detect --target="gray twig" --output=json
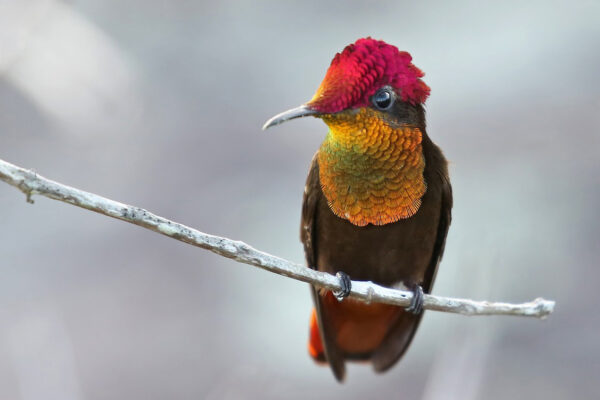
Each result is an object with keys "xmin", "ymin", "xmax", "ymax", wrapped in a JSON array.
[{"xmin": 0, "ymin": 158, "xmax": 555, "ymax": 318}]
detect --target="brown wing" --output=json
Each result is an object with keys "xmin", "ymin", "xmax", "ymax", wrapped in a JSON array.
[
  {"xmin": 371, "ymin": 148, "xmax": 453, "ymax": 372},
  {"xmin": 300, "ymin": 153, "xmax": 347, "ymax": 381}
]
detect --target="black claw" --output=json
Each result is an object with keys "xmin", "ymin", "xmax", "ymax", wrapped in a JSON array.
[
  {"xmin": 333, "ymin": 272, "xmax": 352, "ymax": 301},
  {"xmin": 406, "ymin": 283, "xmax": 424, "ymax": 314}
]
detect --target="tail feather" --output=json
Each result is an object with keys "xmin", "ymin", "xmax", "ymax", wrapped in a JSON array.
[
  {"xmin": 308, "ymin": 308, "xmax": 326, "ymax": 362},
  {"xmin": 308, "ymin": 291, "xmax": 423, "ymax": 377},
  {"xmin": 371, "ymin": 311, "xmax": 423, "ymax": 372},
  {"xmin": 310, "ymin": 289, "xmax": 347, "ymax": 381}
]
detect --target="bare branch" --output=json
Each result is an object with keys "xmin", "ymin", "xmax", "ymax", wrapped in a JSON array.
[{"xmin": 0, "ymin": 158, "xmax": 555, "ymax": 318}]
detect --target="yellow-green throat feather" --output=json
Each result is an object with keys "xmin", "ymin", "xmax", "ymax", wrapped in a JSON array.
[{"xmin": 318, "ymin": 108, "xmax": 426, "ymax": 226}]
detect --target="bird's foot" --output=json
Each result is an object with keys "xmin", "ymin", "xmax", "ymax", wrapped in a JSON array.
[
  {"xmin": 405, "ymin": 283, "xmax": 424, "ymax": 314},
  {"xmin": 333, "ymin": 272, "xmax": 352, "ymax": 301}
]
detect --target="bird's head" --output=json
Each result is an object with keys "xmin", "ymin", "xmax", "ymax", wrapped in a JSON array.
[
  {"xmin": 263, "ymin": 38, "xmax": 431, "ymax": 226},
  {"xmin": 263, "ymin": 37, "xmax": 430, "ymax": 132}
]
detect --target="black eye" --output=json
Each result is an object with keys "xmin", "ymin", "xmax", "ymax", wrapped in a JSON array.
[{"xmin": 372, "ymin": 88, "xmax": 394, "ymax": 110}]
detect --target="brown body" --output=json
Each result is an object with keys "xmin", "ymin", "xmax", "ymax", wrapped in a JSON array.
[{"xmin": 301, "ymin": 112, "xmax": 452, "ymax": 380}]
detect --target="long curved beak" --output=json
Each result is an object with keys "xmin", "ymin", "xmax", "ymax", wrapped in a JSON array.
[{"xmin": 262, "ymin": 105, "xmax": 319, "ymax": 130}]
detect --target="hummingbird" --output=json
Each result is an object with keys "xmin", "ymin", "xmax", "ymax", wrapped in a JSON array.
[{"xmin": 263, "ymin": 37, "xmax": 452, "ymax": 381}]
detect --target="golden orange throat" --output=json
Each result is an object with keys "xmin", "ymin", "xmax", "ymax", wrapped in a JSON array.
[{"xmin": 318, "ymin": 108, "xmax": 426, "ymax": 226}]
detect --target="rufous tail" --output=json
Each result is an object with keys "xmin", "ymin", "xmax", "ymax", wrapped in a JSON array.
[{"xmin": 308, "ymin": 308, "xmax": 326, "ymax": 362}]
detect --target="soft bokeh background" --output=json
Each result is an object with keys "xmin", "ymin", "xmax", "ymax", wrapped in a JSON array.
[{"xmin": 1, "ymin": 0, "xmax": 598, "ymax": 398}]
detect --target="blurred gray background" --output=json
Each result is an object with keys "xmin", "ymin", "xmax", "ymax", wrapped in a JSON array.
[{"xmin": 1, "ymin": 0, "xmax": 598, "ymax": 399}]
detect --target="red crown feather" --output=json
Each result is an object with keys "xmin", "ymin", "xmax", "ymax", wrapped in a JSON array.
[{"xmin": 308, "ymin": 38, "xmax": 430, "ymax": 113}]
